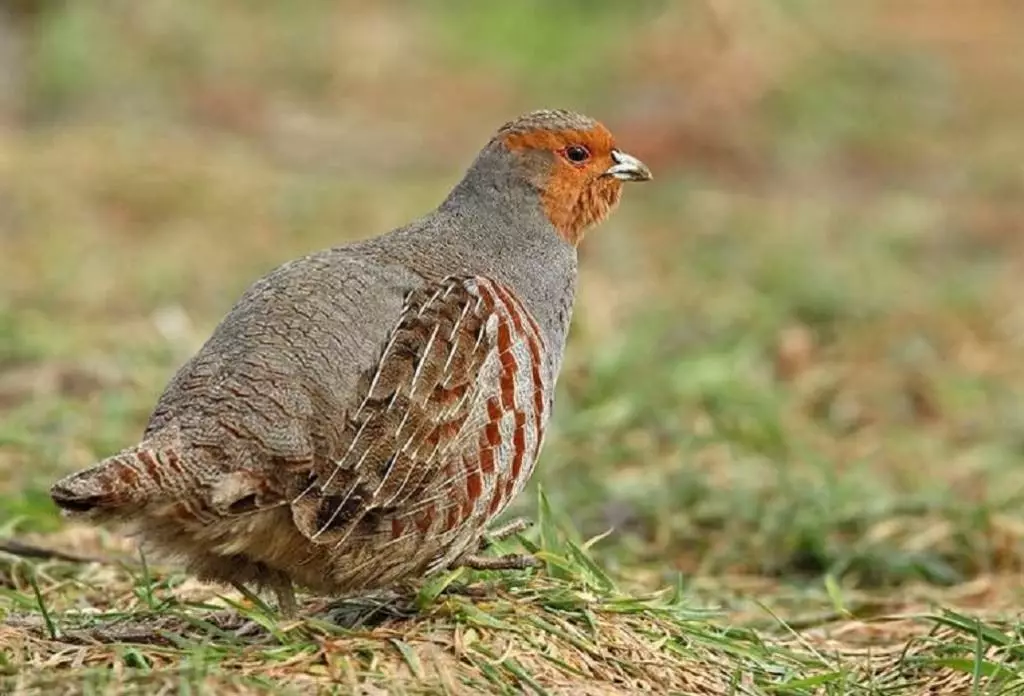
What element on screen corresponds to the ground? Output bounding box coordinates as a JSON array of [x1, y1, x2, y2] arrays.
[[2, 2, 1024, 694]]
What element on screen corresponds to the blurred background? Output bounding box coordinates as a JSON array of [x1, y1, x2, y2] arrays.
[[2, 1, 1023, 598]]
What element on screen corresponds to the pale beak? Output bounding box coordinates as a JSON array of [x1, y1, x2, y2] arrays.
[[604, 149, 652, 181]]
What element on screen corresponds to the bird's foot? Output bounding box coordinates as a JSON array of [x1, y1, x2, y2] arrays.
[[272, 582, 298, 619], [477, 517, 532, 550], [232, 619, 266, 639], [459, 518, 539, 572], [460, 552, 541, 571], [230, 576, 298, 619]]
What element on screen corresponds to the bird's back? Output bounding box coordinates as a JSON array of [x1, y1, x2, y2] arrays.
[[146, 244, 422, 480]]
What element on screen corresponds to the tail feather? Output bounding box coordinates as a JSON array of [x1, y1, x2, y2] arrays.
[[50, 441, 181, 517]]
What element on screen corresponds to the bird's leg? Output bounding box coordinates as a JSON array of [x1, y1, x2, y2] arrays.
[[228, 581, 269, 638], [460, 553, 541, 571], [271, 579, 298, 619], [439, 549, 539, 599], [478, 517, 532, 549], [461, 517, 538, 571], [230, 573, 297, 620]]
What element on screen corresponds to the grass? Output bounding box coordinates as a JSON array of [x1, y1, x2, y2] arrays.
[[6, 505, 1024, 694], [4, 1, 1024, 693]]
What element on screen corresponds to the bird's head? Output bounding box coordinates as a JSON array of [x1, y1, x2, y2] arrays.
[[461, 109, 652, 246]]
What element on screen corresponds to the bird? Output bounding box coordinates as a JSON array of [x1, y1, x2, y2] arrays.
[[49, 109, 652, 616]]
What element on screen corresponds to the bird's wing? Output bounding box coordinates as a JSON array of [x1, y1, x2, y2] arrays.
[[287, 273, 550, 549], [142, 248, 549, 548]]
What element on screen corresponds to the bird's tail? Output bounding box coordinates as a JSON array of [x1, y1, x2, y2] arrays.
[[50, 441, 185, 518]]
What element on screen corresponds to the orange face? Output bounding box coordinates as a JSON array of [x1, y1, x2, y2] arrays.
[[502, 124, 651, 246]]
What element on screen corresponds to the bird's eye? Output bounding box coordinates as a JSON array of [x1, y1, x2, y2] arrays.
[[564, 145, 590, 164]]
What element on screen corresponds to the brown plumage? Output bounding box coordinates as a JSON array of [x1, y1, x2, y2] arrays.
[[49, 109, 652, 615]]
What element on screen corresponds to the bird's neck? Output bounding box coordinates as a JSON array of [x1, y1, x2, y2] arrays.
[[388, 187, 579, 367]]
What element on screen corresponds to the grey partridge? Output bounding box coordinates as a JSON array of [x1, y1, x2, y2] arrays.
[[50, 109, 652, 616]]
